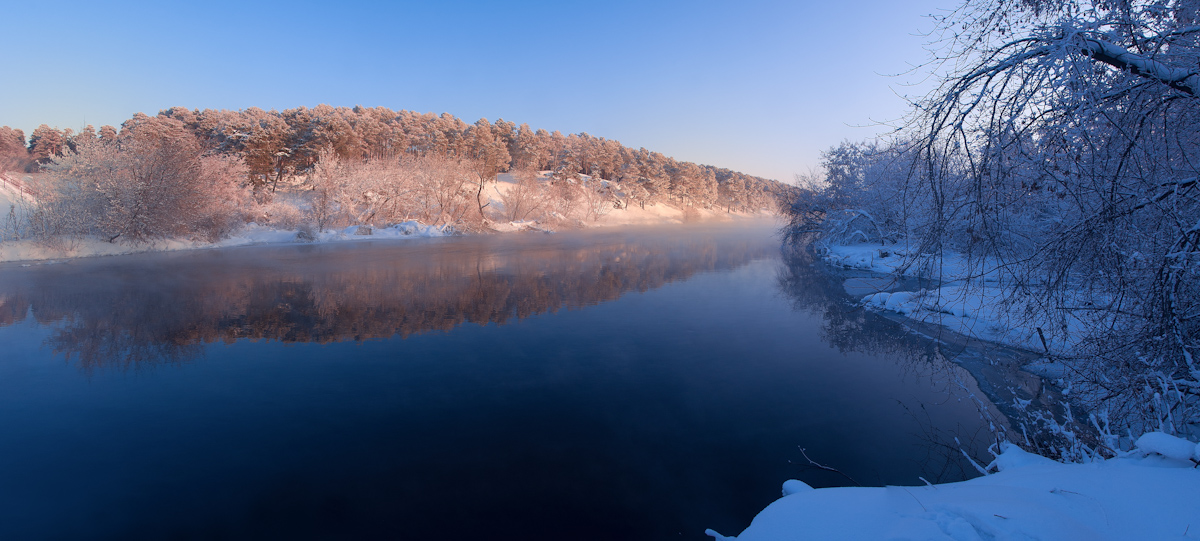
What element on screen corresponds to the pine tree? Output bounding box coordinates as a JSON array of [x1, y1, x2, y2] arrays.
[[28, 125, 66, 163]]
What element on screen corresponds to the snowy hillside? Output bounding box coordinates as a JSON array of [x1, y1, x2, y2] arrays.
[[0, 172, 33, 210], [485, 172, 773, 232], [0, 170, 774, 264]]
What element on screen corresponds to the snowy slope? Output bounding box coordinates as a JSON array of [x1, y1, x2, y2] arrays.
[[0, 173, 34, 210], [709, 435, 1200, 540], [486, 172, 774, 231]]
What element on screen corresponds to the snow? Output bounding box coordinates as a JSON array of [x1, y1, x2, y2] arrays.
[[334, 221, 451, 239], [0, 220, 454, 264], [708, 437, 1200, 541], [488, 219, 554, 234], [1079, 36, 1200, 96], [486, 172, 772, 229], [1135, 432, 1200, 462], [821, 243, 913, 275], [0, 206, 772, 264], [860, 285, 1043, 349], [0, 173, 36, 207], [781, 480, 815, 496], [0, 170, 775, 264], [825, 243, 1090, 354], [735, 241, 1200, 539], [0, 173, 34, 234]]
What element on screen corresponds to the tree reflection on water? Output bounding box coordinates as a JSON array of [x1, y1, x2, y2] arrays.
[[773, 245, 1010, 482], [0, 227, 1074, 540], [775, 243, 1082, 469], [0, 230, 1068, 480], [0, 229, 774, 371]]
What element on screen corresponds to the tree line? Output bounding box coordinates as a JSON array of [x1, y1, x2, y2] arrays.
[[783, 0, 1199, 450], [1, 105, 788, 244]]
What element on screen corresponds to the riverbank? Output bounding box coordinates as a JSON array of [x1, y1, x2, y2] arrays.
[[820, 243, 1126, 435], [0, 172, 777, 264], [0, 221, 455, 264], [707, 435, 1200, 540], [820, 243, 1066, 353], [706, 241, 1200, 539]]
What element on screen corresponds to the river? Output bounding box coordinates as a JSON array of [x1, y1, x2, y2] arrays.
[[0, 224, 1008, 540]]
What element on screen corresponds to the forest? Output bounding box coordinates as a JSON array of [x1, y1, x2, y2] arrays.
[[0, 106, 788, 245], [783, 0, 1199, 451]]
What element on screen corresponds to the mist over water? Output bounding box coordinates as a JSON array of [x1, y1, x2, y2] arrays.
[[0, 225, 1005, 540]]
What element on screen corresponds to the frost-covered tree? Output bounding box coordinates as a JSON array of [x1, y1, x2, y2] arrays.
[[238, 108, 295, 194], [466, 118, 512, 218], [409, 154, 482, 229], [912, 0, 1200, 438], [510, 123, 546, 170], [305, 150, 352, 232], [719, 174, 746, 212], [579, 174, 614, 222], [784, 0, 1200, 443], [38, 118, 248, 244], [28, 125, 66, 163], [12, 104, 788, 245], [0, 126, 30, 172], [499, 168, 547, 221], [98, 125, 118, 144]]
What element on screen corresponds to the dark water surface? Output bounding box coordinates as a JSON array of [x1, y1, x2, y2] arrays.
[[0, 225, 1003, 540]]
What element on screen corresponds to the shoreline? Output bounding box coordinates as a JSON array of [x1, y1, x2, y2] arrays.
[[813, 243, 1112, 455], [0, 213, 780, 265]]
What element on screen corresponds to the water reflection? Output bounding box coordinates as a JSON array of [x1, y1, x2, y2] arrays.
[[776, 246, 921, 357], [0, 228, 773, 371], [0, 227, 1032, 540], [775, 245, 1010, 482], [776, 244, 1080, 464]]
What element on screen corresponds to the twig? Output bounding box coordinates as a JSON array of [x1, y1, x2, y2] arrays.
[[798, 447, 863, 487]]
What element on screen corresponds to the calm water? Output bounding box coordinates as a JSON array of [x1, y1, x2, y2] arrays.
[[0, 225, 1005, 540]]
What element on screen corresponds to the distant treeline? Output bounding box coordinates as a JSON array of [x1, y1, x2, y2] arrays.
[[0, 105, 790, 213]]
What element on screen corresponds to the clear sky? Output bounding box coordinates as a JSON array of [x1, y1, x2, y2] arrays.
[[0, 0, 951, 182]]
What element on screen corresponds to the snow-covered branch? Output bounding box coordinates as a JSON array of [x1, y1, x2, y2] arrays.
[[785, 0, 1200, 443], [1076, 35, 1200, 96]]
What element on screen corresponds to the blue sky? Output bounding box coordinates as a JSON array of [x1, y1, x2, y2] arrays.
[[0, 0, 950, 182]]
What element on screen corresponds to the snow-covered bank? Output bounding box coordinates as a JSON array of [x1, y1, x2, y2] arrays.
[[0, 221, 455, 264], [0, 169, 775, 264], [708, 434, 1200, 540], [820, 243, 1196, 450], [0, 212, 774, 264], [748, 242, 1200, 540], [822, 243, 1081, 354]]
